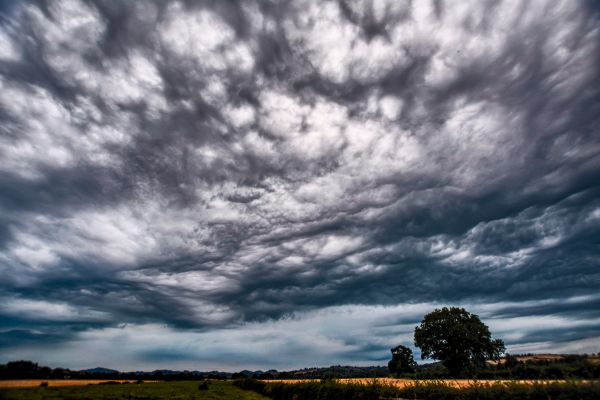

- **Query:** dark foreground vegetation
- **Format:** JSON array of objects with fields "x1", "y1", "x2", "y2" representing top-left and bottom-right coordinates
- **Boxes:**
[
  {"x1": 234, "y1": 378, "x2": 600, "y2": 400},
  {"x1": 0, "y1": 380, "x2": 269, "y2": 400}
]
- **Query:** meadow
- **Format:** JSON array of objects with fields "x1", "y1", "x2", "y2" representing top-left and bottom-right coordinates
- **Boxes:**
[
  {"x1": 0, "y1": 380, "x2": 269, "y2": 400},
  {"x1": 0, "y1": 380, "x2": 148, "y2": 388}
]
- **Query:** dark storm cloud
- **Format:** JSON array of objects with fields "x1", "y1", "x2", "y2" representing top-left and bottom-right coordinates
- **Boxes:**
[
  {"x1": 0, "y1": 0, "x2": 599, "y2": 368},
  {"x1": 0, "y1": 330, "x2": 68, "y2": 349}
]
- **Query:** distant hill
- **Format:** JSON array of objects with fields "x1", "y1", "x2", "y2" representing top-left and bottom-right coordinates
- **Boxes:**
[
  {"x1": 79, "y1": 367, "x2": 120, "y2": 374},
  {"x1": 282, "y1": 365, "x2": 389, "y2": 379}
]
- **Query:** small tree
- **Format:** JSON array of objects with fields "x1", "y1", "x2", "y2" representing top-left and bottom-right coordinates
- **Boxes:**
[
  {"x1": 388, "y1": 345, "x2": 416, "y2": 376},
  {"x1": 414, "y1": 307, "x2": 505, "y2": 377}
]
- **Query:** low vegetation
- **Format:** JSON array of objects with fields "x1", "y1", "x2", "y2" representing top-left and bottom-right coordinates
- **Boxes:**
[
  {"x1": 234, "y1": 378, "x2": 600, "y2": 400},
  {"x1": 396, "y1": 353, "x2": 600, "y2": 380},
  {"x1": 0, "y1": 380, "x2": 270, "y2": 400}
]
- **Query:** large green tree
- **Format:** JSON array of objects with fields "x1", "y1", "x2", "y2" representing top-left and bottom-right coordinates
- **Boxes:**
[{"x1": 414, "y1": 307, "x2": 505, "y2": 376}]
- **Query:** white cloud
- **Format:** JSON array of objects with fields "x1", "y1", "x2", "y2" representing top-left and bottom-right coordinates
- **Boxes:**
[
  {"x1": 379, "y1": 96, "x2": 403, "y2": 120},
  {"x1": 226, "y1": 104, "x2": 256, "y2": 128},
  {"x1": 40, "y1": 0, "x2": 105, "y2": 53},
  {"x1": 0, "y1": 81, "x2": 77, "y2": 177},
  {"x1": 0, "y1": 298, "x2": 108, "y2": 322},
  {"x1": 10, "y1": 231, "x2": 60, "y2": 269},
  {"x1": 160, "y1": 3, "x2": 254, "y2": 73},
  {"x1": 98, "y1": 52, "x2": 165, "y2": 108},
  {"x1": 285, "y1": 1, "x2": 408, "y2": 83},
  {"x1": 26, "y1": 0, "x2": 105, "y2": 82},
  {"x1": 0, "y1": 29, "x2": 20, "y2": 61},
  {"x1": 121, "y1": 270, "x2": 235, "y2": 293},
  {"x1": 259, "y1": 89, "x2": 308, "y2": 137},
  {"x1": 161, "y1": 4, "x2": 234, "y2": 56}
]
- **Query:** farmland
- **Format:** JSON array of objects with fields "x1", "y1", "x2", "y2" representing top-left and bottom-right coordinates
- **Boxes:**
[
  {"x1": 0, "y1": 377, "x2": 593, "y2": 389},
  {"x1": 269, "y1": 377, "x2": 587, "y2": 388},
  {"x1": 0, "y1": 380, "x2": 269, "y2": 400},
  {"x1": 0, "y1": 379, "x2": 151, "y2": 388},
  {"x1": 1, "y1": 378, "x2": 598, "y2": 400}
]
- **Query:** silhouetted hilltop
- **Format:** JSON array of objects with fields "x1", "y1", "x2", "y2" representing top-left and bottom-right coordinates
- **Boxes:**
[{"x1": 80, "y1": 367, "x2": 119, "y2": 374}]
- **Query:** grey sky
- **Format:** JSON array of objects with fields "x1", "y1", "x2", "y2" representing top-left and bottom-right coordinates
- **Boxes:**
[{"x1": 0, "y1": 0, "x2": 599, "y2": 371}]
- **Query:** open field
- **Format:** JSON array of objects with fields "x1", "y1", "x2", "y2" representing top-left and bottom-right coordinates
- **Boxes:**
[
  {"x1": 1, "y1": 378, "x2": 593, "y2": 389},
  {"x1": 0, "y1": 380, "x2": 270, "y2": 400},
  {"x1": 0, "y1": 379, "x2": 155, "y2": 388},
  {"x1": 3, "y1": 379, "x2": 597, "y2": 400}
]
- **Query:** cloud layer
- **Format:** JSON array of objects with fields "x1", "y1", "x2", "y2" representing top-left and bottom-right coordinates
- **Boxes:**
[{"x1": 0, "y1": 0, "x2": 599, "y2": 370}]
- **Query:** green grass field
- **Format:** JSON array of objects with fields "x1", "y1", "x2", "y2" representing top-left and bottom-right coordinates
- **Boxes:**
[{"x1": 0, "y1": 380, "x2": 270, "y2": 400}]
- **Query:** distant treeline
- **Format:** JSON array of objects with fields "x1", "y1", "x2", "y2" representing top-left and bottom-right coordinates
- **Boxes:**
[
  {"x1": 0, "y1": 361, "x2": 387, "y2": 381},
  {"x1": 0, "y1": 361, "x2": 227, "y2": 381},
  {"x1": 252, "y1": 366, "x2": 390, "y2": 380},
  {"x1": 233, "y1": 379, "x2": 600, "y2": 400}
]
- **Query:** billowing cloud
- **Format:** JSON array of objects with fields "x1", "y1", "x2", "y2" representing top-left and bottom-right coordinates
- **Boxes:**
[{"x1": 0, "y1": 0, "x2": 599, "y2": 370}]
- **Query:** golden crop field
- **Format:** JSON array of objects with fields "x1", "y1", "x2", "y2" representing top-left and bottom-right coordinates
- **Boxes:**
[{"x1": 267, "y1": 378, "x2": 582, "y2": 389}]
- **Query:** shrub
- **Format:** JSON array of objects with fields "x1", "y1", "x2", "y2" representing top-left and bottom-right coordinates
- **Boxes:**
[
  {"x1": 542, "y1": 366, "x2": 565, "y2": 379},
  {"x1": 233, "y1": 378, "x2": 268, "y2": 394},
  {"x1": 198, "y1": 380, "x2": 209, "y2": 390}
]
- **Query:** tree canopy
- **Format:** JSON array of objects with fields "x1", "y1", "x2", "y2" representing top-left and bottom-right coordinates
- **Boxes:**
[{"x1": 414, "y1": 307, "x2": 505, "y2": 376}]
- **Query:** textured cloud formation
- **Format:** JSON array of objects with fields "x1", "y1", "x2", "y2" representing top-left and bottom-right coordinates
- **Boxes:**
[{"x1": 0, "y1": 0, "x2": 599, "y2": 370}]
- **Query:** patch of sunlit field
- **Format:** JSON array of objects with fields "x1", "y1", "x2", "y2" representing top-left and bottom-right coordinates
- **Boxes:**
[
  {"x1": 268, "y1": 378, "x2": 591, "y2": 389},
  {"x1": 0, "y1": 380, "x2": 270, "y2": 400},
  {"x1": 0, "y1": 380, "x2": 148, "y2": 388}
]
